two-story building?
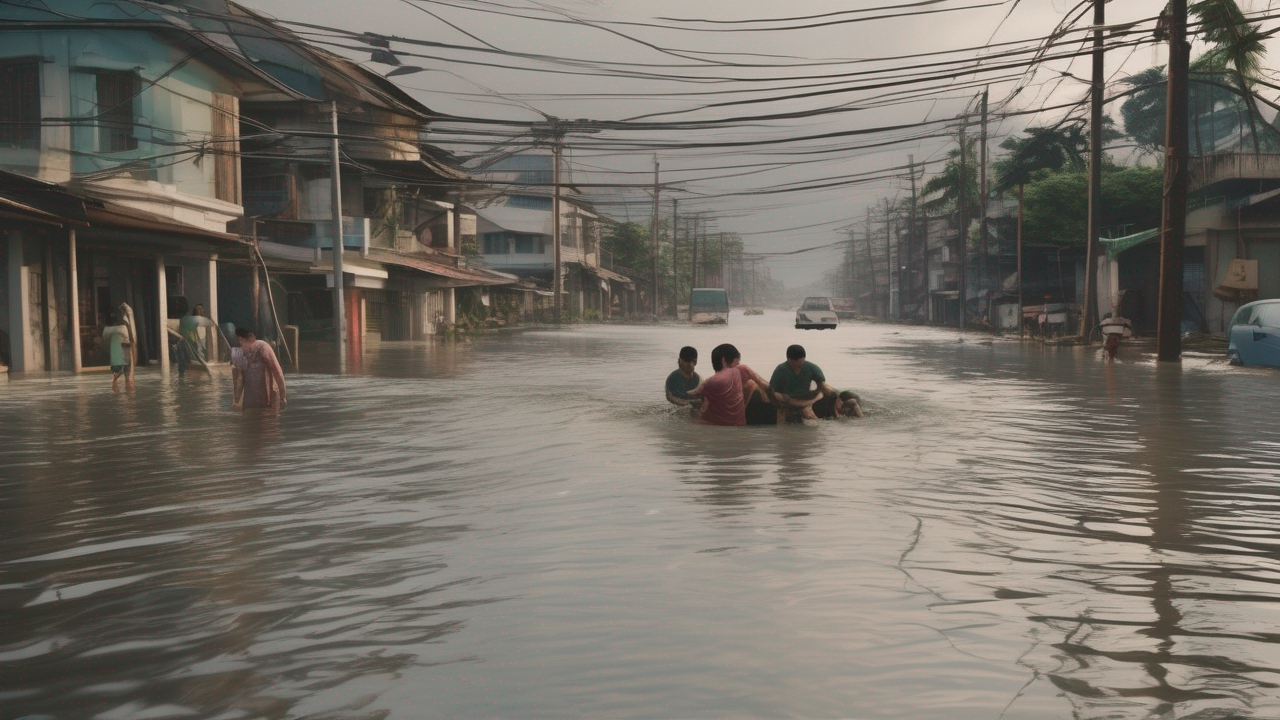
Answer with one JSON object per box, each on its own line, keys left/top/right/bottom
{"left": 469, "top": 154, "right": 633, "bottom": 319}
{"left": 0, "top": 0, "right": 294, "bottom": 374}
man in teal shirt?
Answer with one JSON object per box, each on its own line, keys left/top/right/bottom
{"left": 177, "top": 303, "right": 213, "bottom": 375}
{"left": 102, "top": 312, "right": 133, "bottom": 390}
{"left": 769, "top": 344, "right": 836, "bottom": 422}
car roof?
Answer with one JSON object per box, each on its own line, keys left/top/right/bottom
{"left": 1239, "top": 298, "right": 1280, "bottom": 309}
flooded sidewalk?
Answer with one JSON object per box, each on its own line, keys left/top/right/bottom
{"left": 3, "top": 311, "right": 1280, "bottom": 719}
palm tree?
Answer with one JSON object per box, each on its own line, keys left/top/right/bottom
{"left": 921, "top": 134, "right": 979, "bottom": 214}
{"left": 1189, "top": 0, "right": 1276, "bottom": 152}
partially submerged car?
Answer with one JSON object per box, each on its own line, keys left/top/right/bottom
{"left": 1228, "top": 298, "right": 1280, "bottom": 367}
{"left": 795, "top": 296, "right": 838, "bottom": 330}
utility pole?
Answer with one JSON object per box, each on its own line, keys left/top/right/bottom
{"left": 650, "top": 155, "right": 659, "bottom": 316}
{"left": 690, "top": 213, "right": 700, "bottom": 320}
{"left": 329, "top": 102, "right": 346, "bottom": 361}
{"left": 957, "top": 119, "right": 968, "bottom": 330}
{"left": 670, "top": 197, "right": 679, "bottom": 317}
{"left": 1017, "top": 184, "right": 1025, "bottom": 337}
{"left": 1157, "top": 0, "right": 1190, "bottom": 360}
{"left": 883, "top": 198, "right": 892, "bottom": 320}
{"left": 979, "top": 86, "right": 990, "bottom": 326}
{"left": 909, "top": 154, "right": 918, "bottom": 319}
{"left": 553, "top": 135, "right": 563, "bottom": 324}
{"left": 1081, "top": 0, "right": 1105, "bottom": 341}
{"left": 864, "top": 207, "right": 872, "bottom": 315}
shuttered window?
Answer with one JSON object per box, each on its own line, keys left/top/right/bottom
{"left": 0, "top": 62, "right": 40, "bottom": 149}
{"left": 96, "top": 71, "right": 139, "bottom": 152}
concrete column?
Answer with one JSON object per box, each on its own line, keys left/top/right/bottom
{"left": 444, "top": 287, "right": 456, "bottom": 325}
{"left": 206, "top": 255, "right": 219, "bottom": 362}
{"left": 43, "top": 243, "right": 54, "bottom": 371}
{"left": 157, "top": 255, "right": 169, "bottom": 373}
{"left": 69, "top": 229, "right": 81, "bottom": 372}
{"left": 7, "top": 232, "right": 28, "bottom": 372}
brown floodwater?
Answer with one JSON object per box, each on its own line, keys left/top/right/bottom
{"left": 3, "top": 310, "right": 1280, "bottom": 719}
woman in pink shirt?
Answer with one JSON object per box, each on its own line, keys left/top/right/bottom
{"left": 697, "top": 343, "right": 773, "bottom": 426}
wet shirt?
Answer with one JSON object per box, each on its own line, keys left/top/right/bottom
{"left": 770, "top": 360, "right": 825, "bottom": 398}
{"left": 102, "top": 325, "right": 128, "bottom": 367}
{"left": 665, "top": 369, "right": 700, "bottom": 400}
{"left": 700, "top": 365, "right": 754, "bottom": 426}
{"left": 178, "top": 314, "right": 202, "bottom": 346}
{"left": 231, "top": 340, "right": 282, "bottom": 409}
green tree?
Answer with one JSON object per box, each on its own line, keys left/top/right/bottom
{"left": 1190, "top": 0, "right": 1276, "bottom": 152}
{"left": 921, "top": 133, "right": 978, "bottom": 213}
{"left": 601, "top": 221, "right": 652, "bottom": 273}
{"left": 1021, "top": 166, "right": 1163, "bottom": 246}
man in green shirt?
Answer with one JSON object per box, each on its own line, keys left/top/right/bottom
{"left": 665, "top": 346, "right": 703, "bottom": 409}
{"left": 769, "top": 344, "right": 837, "bottom": 423}
{"left": 102, "top": 312, "right": 133, "bottom": 391}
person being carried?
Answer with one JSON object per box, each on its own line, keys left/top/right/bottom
{"left": 697, "top": 343, "right": 773, "bottom": 426}
{"left": 769, "top": 344, "right": 838, "bottom": 423}
{"left": 102, "top": 312, "right": 134, "bottom": 391}
{"left": 665, "top": 346, "right": 703, "bottom": 409}
{"left": 230, "top": 327, "right": 287, "bottom": 410}
{"left": 810, "top": 389, "right": 865, "bottom": 419}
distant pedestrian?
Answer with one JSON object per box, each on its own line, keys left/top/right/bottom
{"left": 177, "top": 303, "right": 213, "bottom": 375}
{"left": 230, "top": 328, "right": 286, "bottom": 410}
{"left": 102, "top": 312, "right": 133, "bottom": 391}
{"left": 665, "top": 346, "right": 703, "bottom": 408}
{"left": 697, "top": 343, "right": 772, "bottom": 426}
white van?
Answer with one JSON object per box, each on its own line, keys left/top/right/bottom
{"left": 795, "top": 297, "right": 838, "bottom": 330}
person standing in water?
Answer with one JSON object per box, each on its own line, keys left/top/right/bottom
{"left": 665, "top": 346, "right": 703, "bottom": 409}
{"left": 230, "top": 327, "right": 286, "bottom": 409}
{"left": 102, "top": 312, "right": 133, "bottom": 391}
{"left": 177, "top": 303, "right": 213, "bottom": 375}
{"left": 697, "top": 343, "right": 773, "bottom": 426}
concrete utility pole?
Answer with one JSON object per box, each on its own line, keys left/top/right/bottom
{"left": 979, "top": 87, "right": 990, "bottom": 325}
{"left": 690, "top": 213, "right": 699, "bottom": 320}
{"left": 670, "top": 197, "right": 679, "bottom": 317}
{"left": 553, "top": 136, "right": 563, "bottom": 324}
{"left": 883, "top": 198, "right": 892, "bottom": 320}
{"left": 650, "top": 155, "right": 660, "bottom": 316}
{"left": 1081, "top": 0, "right": 1105, "bottom": 341}
{"left": 909, "top": 154, "right": 918, "bottom": 318}
{"left": 864, "top": 207, "right": 872, "bottom": 314}
{"left": 330, "top": 102, "right": 346, "bottom": 360}
{"left": 1158, "top": 0, "right": 1190, "bottom": 360}
{"left": 957, "top": 119, "right": 968, "bottom": 330}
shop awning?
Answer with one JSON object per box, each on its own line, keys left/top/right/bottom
{"left": 366, "top": 247, "right": 516, "bottom": 286}
{"left": 1100, "top": 228, "right": 1159, "bottom": 258}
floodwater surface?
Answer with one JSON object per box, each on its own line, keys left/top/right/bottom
{"left": 3, "top": 312, "right": 1280, "bottom": 719}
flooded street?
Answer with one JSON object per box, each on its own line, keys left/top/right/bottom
{"left": 4, "top": 311, "right": 1280, "bottom": 719}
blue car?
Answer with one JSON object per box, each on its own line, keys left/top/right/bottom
{"left": 1228, "top": 299, "right": 1280, "bottom": 367}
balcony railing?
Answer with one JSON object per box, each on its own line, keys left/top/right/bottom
{"left": 1189, "top": 153, "right": 1280, "bottom": 193}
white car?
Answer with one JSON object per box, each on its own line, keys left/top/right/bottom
{"left": 795, "top": 297, "right": 838, "bottom": 330}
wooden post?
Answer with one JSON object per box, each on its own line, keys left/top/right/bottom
{"left": 957, "top": 121, "right": 968, "bottom": 330}
{"left": 69, "top": 228, "right": 81, "bottom": 372}
{"left": 979, "top": 87, "right": 990, "bottom": 326}
{"left": 1017, "top": 184, "right": 1025, "bottom": 337}
{"left": 553, "top": 136, "right": 563, "bottom": 324}
{"left": 330, "top": 102, "right": 347, "bottom": 361}
{"left": 206, "top": 254, "right": 218, "bottom": 362}
{"left": 157, "top": 255, "right": 169, "bottom": 373}
{"left": 1157, "top": 0, "right": 1190, "bottom": 360}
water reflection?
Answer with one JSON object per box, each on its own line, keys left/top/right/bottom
{"left": 3, "top": 316, "right": 1280, "bottom": 718}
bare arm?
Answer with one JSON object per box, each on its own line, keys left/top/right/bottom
{"left": 231, "top": 367, "right": 244, "bottom": 409}
{"left": 667, "top": 390, "right": 690, "bottom": 407}
{"left": 259, "top": 342, "right": 287, "bottom": 404}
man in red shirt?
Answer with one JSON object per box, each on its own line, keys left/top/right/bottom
{"left": 697, "top": 343, "right": 774, "bottom": 426}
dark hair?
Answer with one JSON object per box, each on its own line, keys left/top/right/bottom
{"left": 679, "top": 346, "right": 697, "bottom": 363}
{"left": 838, "top": 390, "right": 859, "bottom": 402}
{"left": 107, "top": 312, "right": 119, "bottom": 325}
{"left": 711, "top": 343, "right": 740, "bottom": 372}
{"left": 234, "top": 327, "right": 255, "bottom": 339}
{"left": 786, "top": 344, "right": 806, "bottom": 361}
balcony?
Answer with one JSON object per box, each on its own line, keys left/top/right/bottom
{"left": 1189, "top": 153, "right": 1280, "bottom": 193}
{"left": 254, "top": 216, "right": 370, "bottom": 252}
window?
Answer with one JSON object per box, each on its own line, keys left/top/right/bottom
{"left": 96, "top": 71, "right": 139, "bottom": 152}
{"left": 0, "top": 62, "right": 40, "bottom": 149}
{"left": 802, "top": 297, "right": 832, "bottom": 311}
{"left": 507, "top": 195, "right": 552, "bottom": 211}
{"left": 514, "top": 235, "right": 537, "bottom": 254}
{"left": 1258, "top": 303, "right": 1280, "bottom": 330}
{"left": 483, "top": 233, "right": 508, "bottom": 254}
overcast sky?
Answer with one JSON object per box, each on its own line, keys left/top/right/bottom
{"left": 247, "top": 0, "right": 1268, "bottom": 284}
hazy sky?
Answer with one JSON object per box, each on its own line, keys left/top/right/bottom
{"left": 247, "top": 0, "right": 1265, "bottom": 284}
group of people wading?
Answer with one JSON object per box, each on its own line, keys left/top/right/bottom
{"left": 665, "top": 343, "right": 863, "bottom": 425}
{"left": 98, "top": 301, "right": 286, "bottom": 410}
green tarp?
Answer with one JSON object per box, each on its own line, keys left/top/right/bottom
{"left": 1100, "top": 228, "right": 1159, "bottom": 258}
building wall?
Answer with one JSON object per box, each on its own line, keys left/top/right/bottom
{"left": 0, "top": 26, "right": 245, "bottom": 231}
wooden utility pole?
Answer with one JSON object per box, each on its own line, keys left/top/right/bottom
{"left": 909, "top": 154, "right": 919, "bottom": 319}
{"left": 553, "top": 137, "right": 563, "bottom": 324}
{"left": 864, "top": 207, "right": 872, "bottom": 315}
{"left": 329, "top": 102, "right": 346, "bottom": 359}
{"left": 689, "top": 213, "right": 700, "bottom": 320}
{"left": 1017, "top": 184, "right": 1025, "bottom": 337}
{"left": 650, "top": 155, "right": 660, "bottom": 316}
{"left": 957, "top": 120, "right": 968, "bottom": 330}
{"left": 1081, "top": 0, "right": 1105, "bottom": 341}
{"left": 1157, "top": 0, "right": 1190, "bottom": 360}
{"left": 883, "top": 198, "right": 892, "bottom": 319}
{"left": 670, "top": 198, "right": 679, "bottom": 317}
{"left": 979, "top": 87, "right": 990, "bottom": 325}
